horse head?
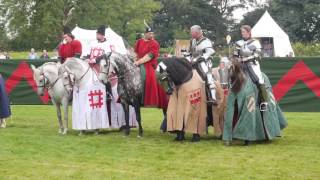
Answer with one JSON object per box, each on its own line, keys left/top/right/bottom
{"left": 59, "top": 59, "right": 80, "bottom": 94}
{"left": 228, "top": 57, "right": 246, "bottom": 93}
{"left": 31, "top": 64, "right": 47, "bottom": 96}
{"left": 97, "top": 53, "right": 118, "bottom": 84}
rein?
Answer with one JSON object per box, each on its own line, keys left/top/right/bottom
{"left": 99, "top": 53, "right": 138, "bottom": 81}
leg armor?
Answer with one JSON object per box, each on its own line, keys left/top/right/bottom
{"left": 246, "top": 61, "right": 269, "bottom": 111}
{"left": 196, "top": 60, "right": 217, "bottom": 103}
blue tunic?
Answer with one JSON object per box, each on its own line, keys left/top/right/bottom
{"left": 0, "top": 74, "right": 11, "bottom": 118}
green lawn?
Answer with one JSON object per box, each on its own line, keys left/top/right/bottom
{"left": 0, "top": 105, "right": 319, "bottom": 179}
{"left": 8, "top": 51, "right": 56, "bottom": 59}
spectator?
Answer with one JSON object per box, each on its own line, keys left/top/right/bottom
{"left": 0, "top": 50, "right": 10, "bottom": 60}
{"left": 28, "top": 48, "right": 38, "bottom": 59}
{"left": 40, "top": 50, "right": 50, "bottom": 59}
{"left": 3, "top": 51, "right": 10, "bottom": 59}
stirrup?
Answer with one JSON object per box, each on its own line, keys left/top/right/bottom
{"left": 106, "top": 92, "right": 113, "bottom": 100}
{"left": 166, "top": 87, "right": 174, "bottom": 95}
{"left": 207, "top": 96, "right": 217, "bottom": 105}
{"left": 260, "top": 102, "right": 268, "bottom": 111}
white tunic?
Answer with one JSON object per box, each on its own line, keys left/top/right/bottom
{"left": 72, "top": 74, "right": 109, "bottom": 130}
{"left": 109, "top": 82, "right": 137, "bottom": 128}
{"left": 87, "top": 40, "right": 114, "bottom": 63}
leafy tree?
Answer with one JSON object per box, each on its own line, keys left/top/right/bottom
{"left": 269, "top": 0, "right": 320, "bottom": 42}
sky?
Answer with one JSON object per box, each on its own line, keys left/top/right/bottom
{"left": 232, "top": 0, "right": 269, "bottom": 22}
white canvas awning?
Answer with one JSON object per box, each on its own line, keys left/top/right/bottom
{"left": 71, "top": 26, "right": 127, "bottom": 56}
{"left": 252, "top": 11, "right": 295, "bottom": 57}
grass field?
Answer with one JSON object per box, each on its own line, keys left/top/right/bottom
{"left": 0, "top": 105, "right": 320, "bottom": 179}
{"left": 7, "top": 51, "right": 57, "bottom": 59}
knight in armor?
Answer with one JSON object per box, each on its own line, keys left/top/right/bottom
{"left": 189, "top": 25, "right": 217, "bottom": 104}
{"left": 233, "top": 25, "right": 268, "bottom": 111}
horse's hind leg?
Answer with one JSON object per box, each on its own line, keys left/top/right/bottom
{"left": 135, "top": 103, "right": 143, "bottom": 137}
{"left": 122, "top": 103, "right": 130, "bottom": 136}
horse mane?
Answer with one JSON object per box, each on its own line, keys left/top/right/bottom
{"left": 229, "top": 59, "right": 246, "bottom": 93}
{"left": 161, "top": 57, "right": 193, "bottom": 85}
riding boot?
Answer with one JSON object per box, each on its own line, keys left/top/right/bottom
{"left": 206, "top": 86, "right": 217, "bottom": 105}
{"left": 174, "top": 131, "right": 185, "bottom": 141}
{"left": 191, "top": 134, "right": 200, "bottom": 142}
{"left": 258, "top": 84, "right": 269, "bottom": 111}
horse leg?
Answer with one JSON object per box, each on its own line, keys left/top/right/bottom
{"left": 122, "top": 103, "right": 130, "bottom": 136}
{"left": 62, "top": 98, "right": 69, "bottom": 135}
{"left": 134, "top": 102, "right": 143, "bottom": 137}
{"left": 55, "top": 103, "right": 63, "bottom": 134}
{"left": 160, "top": 108, "right": 167, "bottom": 133}
{"left": 0, "top": 118, "right": 6, "bottom": 128}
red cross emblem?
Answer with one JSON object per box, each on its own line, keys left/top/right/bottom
{"left": 189, "top": 89, "right": 201, "bottom": 106}
{"left": 88, "top": 90, "right": 104, "bottom": 109}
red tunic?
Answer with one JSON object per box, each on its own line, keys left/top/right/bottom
{"left": 58, "top": 40, "right": 82, "bottom": 63}
{"left": 134, "top": 38, "right": 168, "bottom": 108}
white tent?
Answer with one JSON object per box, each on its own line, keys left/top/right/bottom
{"left": 71, "top": 26, "right": 127, "bottom": 56}
{"left": 252, "top": 11, "right": 295, "bottom": 57}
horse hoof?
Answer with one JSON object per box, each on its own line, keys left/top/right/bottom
{"left": 58, "top": 129, "right": 63, "bottom": 134}
{"left": 224, "top": 141, "right": 231, "bottom": 146}
{"left": 137, "top": 133, "right": 143, "bottom": 138}
{"left": 244, "top": 140, "right": 250, "bottom": 146}
{"left": 78, "top": 131, "right": 84, "bottom": 136}
{"left": 0, "top": 119, "right": 6, "bottom": 128}
{"left": 124, "top": 129, "right": 130, "bottom": 136}
{"left": 64, "top": 128, "right": 68, "bottom": 134}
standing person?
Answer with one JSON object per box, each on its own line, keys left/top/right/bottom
{"left": 134, "top": 26, "right": 168, "bottom": 109}
{"left": 40, "top": 50, "right": 50, "bottom": 59}
{"left": 28, "top": 48, "right": 38, "bottom": 60}
{"left": 58, "top": 27, "right": 82, "bottom": 63}
{"left": 189, "top": 25, "right": 217, "bottom": 104}
{"left": 234, "top": 25, "right": 268, "bottom": 111}
{"left": 134, "top": 25, "right": 168, "bottom": 132}
{"left": 0, "top": 74, "right": 11, "bottom": 128}
{"left": 85, "top": 25, "right": 114, "bottom": 100}
{"left": 85, "top": 25, "right": 137, "bottom": 128}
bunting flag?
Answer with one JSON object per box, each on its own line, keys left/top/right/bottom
{"left": 0, "top": 57, "right": 319, "bottom": 112}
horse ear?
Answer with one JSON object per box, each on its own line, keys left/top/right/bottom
{"left": 30, "top": 64, "right": 37, "bottom": 72}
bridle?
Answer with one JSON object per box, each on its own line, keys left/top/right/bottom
{"left": 36, "top": 65, "right": 61, "bottom": 91}
{"left": 62, "top": 63, "right": 91, "bottom": 90}
{"left": 99, "top": 52, "right": 139, "bottom": 81}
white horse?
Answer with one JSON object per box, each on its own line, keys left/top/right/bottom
{"left": 31, "top": 62, "right": 70, "bottom": 134}
{"left": 59, "top": 58, "right": 101, "bottom": 135}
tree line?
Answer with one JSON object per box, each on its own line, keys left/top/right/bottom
{"left": 0, "top": 0, "right": 319, "bottom": 51}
